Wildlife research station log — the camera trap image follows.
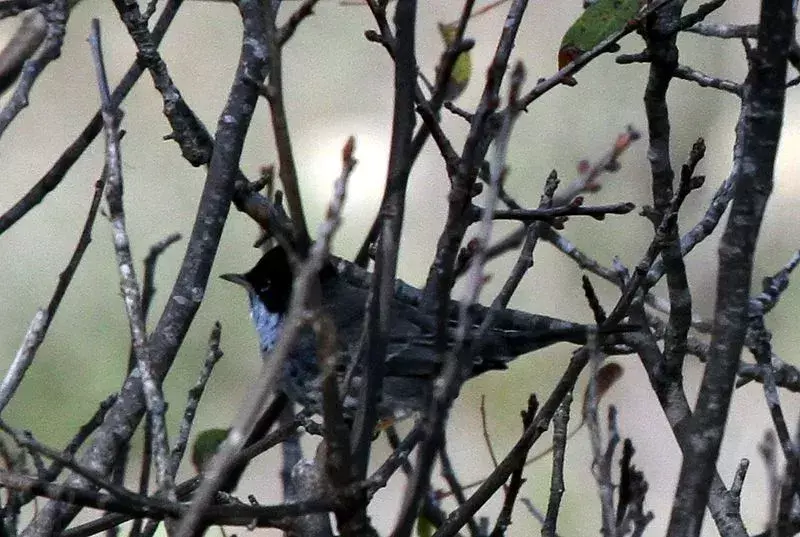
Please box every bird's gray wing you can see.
[331,255,594,374]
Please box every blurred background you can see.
[0,0,798,535]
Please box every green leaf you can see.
[416,515,436,537]
[191,428,229,473]
[558,0,641,71]
[437,22,472,101]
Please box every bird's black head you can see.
[221,246,294,314]
[245,246,295,313]
[222,245,341,315]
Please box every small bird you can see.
[221,246,619,422]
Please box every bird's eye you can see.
[259,282,270,294]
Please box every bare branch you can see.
[0,0,183,237]
[90,18,172,496]
[585,335,617,537]
[262,0,310,250]
[667,0,794,533]
[0,309,46,414]
[489,395,539,537]
[541,395,571,537]
[277,0,323,45]
[0,9,46,95]
[439,439,481,537]
[674,65,742,94]
[168,322,224,477]
[487,202,635,223]
[686,21,758,38]
[0,0,66,137]
[348,2,417,509]
[0,48,114,420]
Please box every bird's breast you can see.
[249,293,283,352]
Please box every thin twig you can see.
[277,0,323,45]
[0,162,110,414]
[487,202,635,223]
[489,395,539,537]
[90,18,173,496]
[0,0,67,138]
[0,422,159,510]
[439,439,481,537]
[584,333,616,537]
[0,0,183,237]
[141,233,182,320]
[348,3,417,514]
[0,9,46,95]
[480,396,500,470]
[168,322,224,477]
[262,0,310,251]
[18,394,118,504]
[0,310,47,414]
[541,394,571,537]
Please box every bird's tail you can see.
[470,309,634,372]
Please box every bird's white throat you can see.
[248,292,283,352]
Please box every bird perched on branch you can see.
[222,246,625,423]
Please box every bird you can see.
[221,245,622,423]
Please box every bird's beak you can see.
[220,273,251,290]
